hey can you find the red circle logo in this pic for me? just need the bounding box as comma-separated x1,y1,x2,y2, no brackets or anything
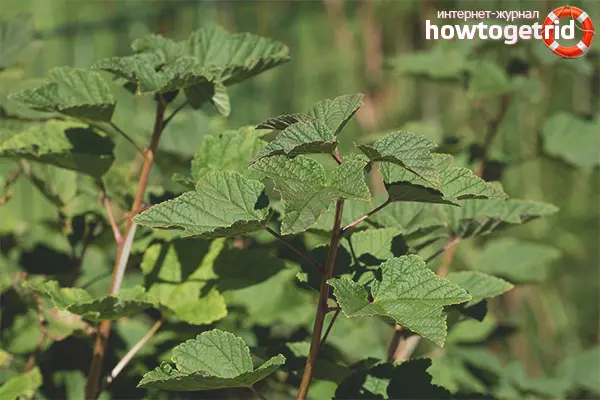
542,6,595,58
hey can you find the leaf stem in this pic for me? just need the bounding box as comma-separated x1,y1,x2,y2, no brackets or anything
85,99,167,400
109,122,144,154
320,308,341,347
264,226,324,274
102,193,123,245
0,166,22,205
341,197,392,234
105,318,163,387
163,100,189,129
424,237,460,264
297,199,345,400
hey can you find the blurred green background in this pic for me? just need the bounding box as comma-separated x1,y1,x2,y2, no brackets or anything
0,0,598,398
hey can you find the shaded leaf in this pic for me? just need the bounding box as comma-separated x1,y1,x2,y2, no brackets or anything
447,271,513,305
250,155,370,235
0,367,42,400
0,120,114,177
330,255,471,346
381,154,506,205
134,171,269,238
9,67,115,121
138,329,285,391
344,228,400,262
541,112,600,168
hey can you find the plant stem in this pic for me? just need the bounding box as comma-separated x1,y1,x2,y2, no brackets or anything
102,194,123,245
163,100,189,128
109,122,144,154
0,166,22,205
250,385,268,400
320,309,341,347
105,318,163,387
424,237,461,264
264,226,324,274
85,99,166,400
341,197,392,234
297,199,345,400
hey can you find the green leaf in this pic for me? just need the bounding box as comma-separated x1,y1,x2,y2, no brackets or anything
446,316,497,344
30,280,156,322
444,199,559,237
190,126,266,180
382,154,507,205
134,171,269,238
131,34,184,62
330,255,471,346
184,25,290,85
9,67,116,121
541,112,600,168
138,329,285,391
558,347,600,395
0,14,39,69
447,271,513,305
358,131,439,185
250,155,370,235
345,228,400,262
252,94,363,161
467,60,513,98
390,42,473,81
0,367,42,400
475,238,562,282
0,120,114,177
375,201,446,235
93,54,212,95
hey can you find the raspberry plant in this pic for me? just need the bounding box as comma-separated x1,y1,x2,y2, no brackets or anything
0,13,595,400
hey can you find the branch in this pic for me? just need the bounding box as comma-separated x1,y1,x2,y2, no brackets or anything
297,199,345,400
0,166,22,205
341,197,392,234
102,193,123,245
424,237,461,264
320,309,341,347
264,226,324,274
85,99,167,400
105,318,162,387
109,122,144,154
163,100,189,129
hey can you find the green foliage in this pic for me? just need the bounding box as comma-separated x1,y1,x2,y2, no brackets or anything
330,255,471,346
138,329,285,391
0,367,42,400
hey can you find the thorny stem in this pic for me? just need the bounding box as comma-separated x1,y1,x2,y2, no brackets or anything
105,318,163,387
341,197,392,234
85,99,167,399
264,226,324,274
320,309,341,347
297,199,345,400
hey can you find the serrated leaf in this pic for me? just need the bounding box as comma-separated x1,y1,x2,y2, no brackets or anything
444,199,559,237
541,112,600,168
447,271,513,305
475,238,561,282
30,280,156,322
250,155,370,235
138,329,285,391
381,154,507,205
9,67,115,121
358,131,439,186
93,54,212,95
0,14,39,69
131,34,184,62
191,126,265,180
344,228,400,262
134,171,269,238
0,367,42,400
0,120,114,177
330,255,471,346
375,201,446,235
184,25,290,86
252,94,363,161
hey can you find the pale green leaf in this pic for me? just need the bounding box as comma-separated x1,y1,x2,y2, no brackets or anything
444,199,559,237
382,154,507,205
190,126,265,180
131,34,183,62
358,131,439,185
542,112,600,168
330,255,471,346
250,155,370,235
0,367,42,400
475,238,562,282
138,329,285,391
446,316,497,344
134,171,269,238
306,93,364,135
9,67,116,121
257,113,313,131
345,228,400,261
375,201,446,235
467,60,513,98
447,271,513,305
558,347,600,395
0,120,114,177
30,280,156,322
